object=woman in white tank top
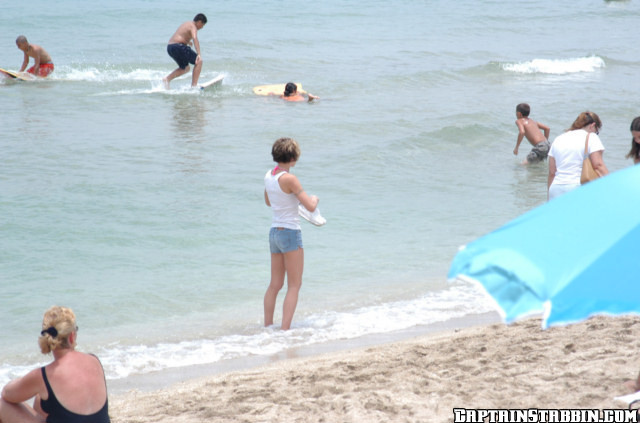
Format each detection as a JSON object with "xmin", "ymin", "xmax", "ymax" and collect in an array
[{"xmin": 263, "ymin": 138, "xmax": 318, "ymax": 330}]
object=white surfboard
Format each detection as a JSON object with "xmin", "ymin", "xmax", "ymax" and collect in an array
[
  {"xmin": 0, "ymin": 68, "xmax": 36, "ymax": 81},
  {"xmin": 199, "ymin": 74, "xmax": 224, "ymax": 90},
  {"xmin": 298, "ymin": 204, "xmax": 326, "ymax": 226}
]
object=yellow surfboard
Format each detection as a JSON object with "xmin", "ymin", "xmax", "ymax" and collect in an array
[
  {"xmin": 0, "ymin": 68, "xmax": 35, "ymax": 81},
  {"xmin": 253, "ymin": 83, "xmax": 306, "ymax": 96}
]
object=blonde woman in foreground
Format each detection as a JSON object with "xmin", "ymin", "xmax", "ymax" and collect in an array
[
  {"xmin": 264, "ymin": 138, "xmax": 318, "ymax": 330},
  {"xmin": 0, "ymin": 306, "xmax": 110, "ymax": 423}
]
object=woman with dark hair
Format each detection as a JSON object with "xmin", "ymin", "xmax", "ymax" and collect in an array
[
  {"xmin": 626, "ymin": 116, "xmax": 640, "ymax": 165},
  {"xmin": 547, "ymin": 111, "xmax": 609, "ymax": 200},
  {"xmin": 0, "ymin": 306, "xmax": 110, "ymax": 423}
]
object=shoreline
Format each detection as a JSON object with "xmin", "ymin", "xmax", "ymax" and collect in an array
[
  {"xmin": 108, "ymin": 311, "xmax": 501, "ymax": 394},
  {"xmin": 109, "ymin": 314, "xmax": 640, "ymax": 423}
]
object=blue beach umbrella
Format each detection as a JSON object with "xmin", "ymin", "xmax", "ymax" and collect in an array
[{"xmin": 448, "ymin": 165, "xmax": 640, "ymax": 328}]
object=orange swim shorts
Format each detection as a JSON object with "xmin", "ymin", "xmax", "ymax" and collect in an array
[{"xmin": 27, "ymin": 63, "xmax": 54, "ymax": 77}]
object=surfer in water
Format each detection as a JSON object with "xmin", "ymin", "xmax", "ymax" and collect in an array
[
  {"xmin": 16, "ymin": 36, "xmax": 54, "ymax": 77},
  {"xmin": 163, "ymin": 13, "xmax": 207, "ymax": 89},
  {"xmin": 279, "ymin": 82, "xmax": 318, "ymax": 102}
]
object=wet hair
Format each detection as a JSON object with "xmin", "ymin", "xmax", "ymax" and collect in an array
[
  {"xmin": 15, "ymin": 35, "xmax": 27, "ymax": 45},
  {"xmin": 516, "ymin": 103, "xmax": 530, "ymax": 117},
  {"xmin": 569, "ymin": 111, "xmax": 602, "ymax": 132},
  {"xmin": 271, "ymin": 137, "xmax": 301, "ymax": 164},
  {"xmin": 626, "ymin": 116, "xmax": 640, "ymax": 160},
  {"xmin": 38, "ymin": 306, "xmax": 77, "ymax": 354},
  {"xmin": 193, "ymin": 13, "xmax": 207, "ymax": 24},
  {"xmin": 283, "ymin": 82, "xmax": 298, "ymax": 97}
]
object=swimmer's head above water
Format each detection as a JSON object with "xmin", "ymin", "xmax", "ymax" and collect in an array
[{"xmin": 283, "ymin": 82, "xmax": 298, "ymax": 97}]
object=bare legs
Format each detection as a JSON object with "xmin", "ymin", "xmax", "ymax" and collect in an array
[
  {"xmin": 264, "ymin": 248, "xmax": 304, "ymax": 330},
  {"xmin": 163, "ymin": 65, "xmax": 189, "ymax": 89},
  {"xmin": 163, "ymin": 56, "xmax": 203, "ymax": 89},
  {"xmin": 191, "ymin": 56, "xmax": 203, "ymax": 87},
  {"xmin": 263, "ymin": 253, "xmax": 284, "ymax": 327}
]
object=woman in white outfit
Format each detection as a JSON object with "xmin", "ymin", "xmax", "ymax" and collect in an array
[
  {"xmin": 548, "ymin": 111, "xmax": 609, "ymax": 201},
  {"xmin": 263, "ymin": 138, "xmax": 318, "ymax": 330}
]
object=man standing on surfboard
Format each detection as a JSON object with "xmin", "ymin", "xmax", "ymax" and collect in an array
[
  {"xmin": 163, "ymin": 13, "xmax": 207, "ymax": 89},
  {"xmin": 16, "ymin": 36, "xmax": 54, "ymax": 77}
]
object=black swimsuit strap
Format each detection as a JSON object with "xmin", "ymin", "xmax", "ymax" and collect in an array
[{"xmin": 41, "ymin": 366, "xmax": 53, "ymax": 395}]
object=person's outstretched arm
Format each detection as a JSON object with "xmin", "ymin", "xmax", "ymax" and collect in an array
[{"xmin": 19, "ymin": 51, "xmax": 29, "ymax": 72}]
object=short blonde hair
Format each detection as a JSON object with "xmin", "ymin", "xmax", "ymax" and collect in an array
[
  {"xmin": 271, "ymin": 137, "xmax": 301, "ymax": 164},
  {"xmin": 38, "ymin": 306, "xmax": 77, "ymax": 354}
]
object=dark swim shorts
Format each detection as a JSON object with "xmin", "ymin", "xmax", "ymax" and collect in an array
[{"xmin": 167, "ymin": 43, "xmax": 197, "ymax": 69}]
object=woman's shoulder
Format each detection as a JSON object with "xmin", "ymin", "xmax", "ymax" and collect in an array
[
  {"xmin": 567, "ymin": 128, "xmax": 587, "ymax": 137},
  {"xmin": 277, "ymin": 172, "xmax": 298, "ymax": 185},
  {"xmin": 278, "ymin": 172, "xmax": 301, "ymax": 192},
  {"xmin": 61, "ymin": 351, "xmax": 104, "ymax": 371},
  {"xmin": 588, "ymin": 133, "xmax": 605, "ymax": 149},
  {"xmin": 80, "ymin": 351, "xmax": 104, "ymax": 366},
  {"xmin": 25, "ymin": 365, "xmax": 47, "ymax": 382},
  {"xmin": 554, "ymin": 129, "xmax": 585, "ymax": 142}
]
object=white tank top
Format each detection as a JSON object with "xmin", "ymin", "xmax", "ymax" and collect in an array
[{"xmin": 264, "ymin": 169, "xmax": 300, "ymax": 230}]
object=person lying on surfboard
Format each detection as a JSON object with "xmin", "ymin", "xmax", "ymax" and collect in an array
[
  {"xmin": 276, "ymin": 82, "xmax": 318, "ymax": 102},
  {"xmin": 16, "ymin": 36, "xmax": 54, "ymax": 77},
  {"xmin": 163, "ymin": 13, "xmax": 207, "ymax": 89}
]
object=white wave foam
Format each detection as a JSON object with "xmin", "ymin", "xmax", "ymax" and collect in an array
[
  {"xmin": 0, "ymin": 284, "xmax": 495, "ymax": 386},
  {"xmin": 95, "ymin": 284, "xmax": 494, "ymax": 380},
  {"xmin": 59, "ymin": 67, "xmax": 166, "ymax": 82},
  {"xmin": 503, "ymin": 56, "xmax": 605, "ymax": 74}
]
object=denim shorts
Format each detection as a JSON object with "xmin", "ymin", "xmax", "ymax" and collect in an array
[{"xmin": 269, "ymin": 227, "xmax": 303, "ymax": 254}]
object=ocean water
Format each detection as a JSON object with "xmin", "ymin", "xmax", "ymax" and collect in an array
[{"xmin": 2, "ymin": 0, "xmax": 639, "ymax": 386}]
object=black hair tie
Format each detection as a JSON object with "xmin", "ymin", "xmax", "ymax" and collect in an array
[{"xmin": 40, "ymin": 327, "xmax": 58, "ymax": 338}]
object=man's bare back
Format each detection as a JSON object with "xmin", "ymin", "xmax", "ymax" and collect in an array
[
  {"xmin": 168, "ymin": 21, "xmax": 198, "ymax": 46},
  {"xmin": 25, "ymin": 44, "xmax": 52, "ymax": 64}
]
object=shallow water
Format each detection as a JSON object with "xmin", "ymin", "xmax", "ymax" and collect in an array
[{"xmin": 1, "ymin": 0, "xmax": 639, "ymax": 385}]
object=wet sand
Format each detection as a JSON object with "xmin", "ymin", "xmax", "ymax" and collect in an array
[{"xmin": 109, "ymin": 314, "xmax": 640, "ymax": 422}]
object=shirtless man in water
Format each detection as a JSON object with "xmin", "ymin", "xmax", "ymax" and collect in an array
[
  {"xmin": 163, "ymin": 13, "xmax": 207, "ymax": 89},
  {"xmin": 16, "ymin": 36, "xmax": 54, "ymax": 77},
  {"xmin": 513, "ymin": 103, "xmax": 551, "ymax": 164}
]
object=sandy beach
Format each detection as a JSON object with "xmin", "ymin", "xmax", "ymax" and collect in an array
[{"xmin": 109, "ymin": 315, "xmax": 640, "ymax": 423}]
